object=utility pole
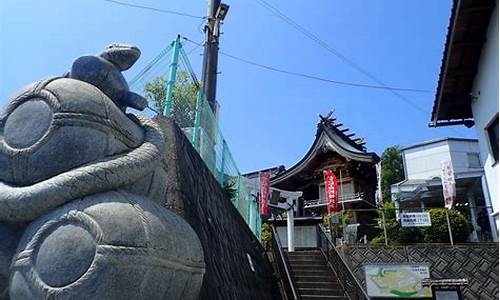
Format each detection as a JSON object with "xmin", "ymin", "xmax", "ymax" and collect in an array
[{"xmin": 202, "ymin": 0, "xmax": 229, "ymax": 114}]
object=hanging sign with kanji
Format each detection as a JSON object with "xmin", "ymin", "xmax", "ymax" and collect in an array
[
  {"xmin": 323, "ymin": 169, "xmax": 339, "ymax": 214},
  {"xmin": 375, "ymin": 162, "xmax": 383, "ymax": 208},
  {"xmin": 259, "ymin": 172, "xmax": 270, "ymax": 216},
  {"xmin": 440, "ymin": 160, "xmax": 456, "ymax": 209}
]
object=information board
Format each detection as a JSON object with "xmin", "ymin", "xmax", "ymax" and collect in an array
[
  {"xmin": 364, "ymin": 264, "xmax": 432, "ymax": 298},
  {"xmin": 400, "ymin": 212, "xmax": 431, "ymax": 227}
]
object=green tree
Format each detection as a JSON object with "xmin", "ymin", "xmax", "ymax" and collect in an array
[
  {"xmin": 381, "ymin": 146, "xmax": 405, "ymax": 202},
  {"xmin": 144, "ymin": 71, "xmax": 198, "ymax": 128},
  {"xmin": 322, "ymin": 211, "xmax": 353, "ymax": 240},
  {"xmin": 261, "ymin": 223, "xmax": 272, "ymax": 251}
]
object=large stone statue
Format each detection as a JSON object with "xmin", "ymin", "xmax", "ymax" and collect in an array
[{"xmin": 0, "ymin": 44, "xmax": 205, "ymax": 299}]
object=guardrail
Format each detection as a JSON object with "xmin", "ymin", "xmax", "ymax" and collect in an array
[
  {"xmin": 316, "ymin": 225, "xmax": 369, "ymax": 300},
  {"xmin": 270, "ymin": 225, "xmax": 300, "ymax": 300}
]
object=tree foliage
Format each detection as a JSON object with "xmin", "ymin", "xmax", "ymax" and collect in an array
[
  {"xmin": 261, "ymin": 223, "xmax": 272, "ymax": 251},
  {"xmin": 380, "ymin": 146, "xmax": 405, "ymax": 202},
  {"xmin": 144, "ymin": 71, "xmax": 198, "ymax": 128},
  {"xmin": 223, "ymin": 178, "xmax": 237, "ymax": 200}
]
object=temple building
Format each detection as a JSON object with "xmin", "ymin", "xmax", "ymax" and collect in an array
[{"xmin": 270, "ymin": 113, "xmax": 380, "ymax": 226}]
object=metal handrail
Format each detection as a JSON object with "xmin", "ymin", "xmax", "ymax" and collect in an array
[
  {"xmin": 270, "ymin": 225, "xmax": 300, "ymax": 300},
  {"xmin": 304, "ymin": 193, "xmax": 365, "ymax": 208},
  {"xmin": 316, "ymin": 225, "xmax": 370, "ymax": 300}
]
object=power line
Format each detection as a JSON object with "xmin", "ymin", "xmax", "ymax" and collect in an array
[
  {"xmin": 182, "ymin": 37, "xmax": 432, "ymax": 93},
  {"xmin": 102, "ymin": 0, "xmax": 205, "ymax": 19},
  {"xmin": 253, "ymin": 0, "xmax": 431, "ymax": 114}
]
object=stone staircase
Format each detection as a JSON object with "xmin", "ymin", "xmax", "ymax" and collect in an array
[{"xmin": 287, "ymin": 250, "xmax": 347, "ymax": 300}]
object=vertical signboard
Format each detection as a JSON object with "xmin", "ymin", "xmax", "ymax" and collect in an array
[
  {"xmin": 323, "ymin": 169, "xmax": 339, "ymax": 214},
  {"xmin": 440, "ymin": 160, "xmax": 456, "ymax": 209},
  {"xmin": 375, "ymin": 162, "xmax": 383, "ymax": 208},
  {"xmin": 259, "ymin": 172, "xmax": 270, "ymax": 216}
]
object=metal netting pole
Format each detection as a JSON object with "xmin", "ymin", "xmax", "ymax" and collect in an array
[
  {"xmin": 235, "ymin": 175, "xmax": 241, "ymax": 203},
  {"xmin": 192, "ymin": 86, "xmax": 204, "ymax": 150},
  {"xmin": 219, "ymin": 140, "xmax": 227, "ymax": 184},
  {"xmin": 163, "ymin": 35, "xmax": 182, "ymax": 117}
]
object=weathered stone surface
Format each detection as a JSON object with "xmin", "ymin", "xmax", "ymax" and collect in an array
[
  {"xmin": 0, "ymin": 224, "xmax": 22, "ymax": 300},
  {"xmin": 157, "ymin": 117, "xmax": 280, "ymax": 300},
  {"xmin": 69, "ymin": 44, "xmax": 147, "ymax": 111},
  {"xmin": 9, "ymin": 191, "xmax": 204, "ymax": 300},
  {"xmin": 0, "ymin": 44, "xmax": 206, "ymax": 300},
  {"xmin": 0, "ymin": 77, "xmax": 144, "ymax": 188},
  {"xmin": 342, "ymin": 244, "xmax": 499, "ymax": 300}
]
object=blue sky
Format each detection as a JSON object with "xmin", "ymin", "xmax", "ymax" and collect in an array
[{"xmin": 0, "ymin": 0, "xmax": 475, "ymax": 173}]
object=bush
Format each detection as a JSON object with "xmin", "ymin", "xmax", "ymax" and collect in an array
[
  {"xmin": 261, "ymin": 223, "xmax": 272, "ymax": 251},
  {"xmin": 370, "ymin": 205, "xmax": 469, "ymax": 244},
  {"xmin": 421, "ymin": 208, "xmax": 469, "ymax": 243},
  {"xmin": 370, "ymin": 235, "xmax": 386, "ymax": 245}
]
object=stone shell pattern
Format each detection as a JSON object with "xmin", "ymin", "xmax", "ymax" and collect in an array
[{"xmin": 9, "ymin": 191, "xmax": 205, "ymax": 300}]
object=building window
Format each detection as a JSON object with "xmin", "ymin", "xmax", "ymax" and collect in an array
[
  {"xmin": 487, "ymin": 116, "xmax": 499, "ymax": 163},
  {"xmin": 467, "ymin": 152, "xmax": 481, "ymax": 168}
]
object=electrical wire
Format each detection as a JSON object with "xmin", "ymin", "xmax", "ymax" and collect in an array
[
  {"xmin": 253, "ymin": 0, "xmax": 431, "ymax": 114},
  {"xmin": 102, "ymin": 0, "xmax": 205, "ymax": 19},
  {"xmin": 181, "ymin": 37, "xmax": 433, "ymax": 93}
]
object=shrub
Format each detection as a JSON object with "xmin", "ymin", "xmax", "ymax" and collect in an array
[
  {"xmin": 421, "ymin": 208, "xmax": 469, "ymax": 243},
  {"xmin": 370, "ymin": 235, "xmax": 386, "ymax": 245},
  {"xmin": 370, "ymin": 205, "xmax": 469, "ymax": 244},
  {"xmin": 261, "ymin": 223, "xmax": 272, "ymax": 251}
]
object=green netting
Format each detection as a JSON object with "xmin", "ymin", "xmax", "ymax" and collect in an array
[{"xmin": 129, "ymin": 39, "xmax": 262, "ymax": 241}]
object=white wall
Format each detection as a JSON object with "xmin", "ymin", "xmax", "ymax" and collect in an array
[
  {"xmin": 403, "ymin": 139, "xmax": 481, "ymax": 180},
  {"xmin": 448, "ymin": 139, "xmax": 483, "ymax": 175},
  {"xmin": 403, "ymin": 141, "xmax": 451, "ymax": 180},
  {"xmin": 471, "ymin": 2, "xmax": 499, "ymax": 225}
]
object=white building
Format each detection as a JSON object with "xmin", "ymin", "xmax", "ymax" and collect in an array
[
  {"xmin": 391, "ymin": 138, "xmax": 496, "ymax": 241},
  {"xmin": 430, "ymin": 0, "xmax": 498, "ymax": 235}
]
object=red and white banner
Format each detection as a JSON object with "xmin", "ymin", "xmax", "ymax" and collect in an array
[
  {"xmin": 323, "ymin": 169, "xmax": 339, "ymax": 214},
  {"xmin": 375, "ymin": 162, "xmax": 383, "ymax": 208},
  {"xmin": 259, "ymin": 172, "xmax": 270, "ymax": 216},
  {"xmin": 440, "ymin": 160, "xmax": 456, "ymax": 209}
]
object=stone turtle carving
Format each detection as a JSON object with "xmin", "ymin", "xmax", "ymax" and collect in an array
[{"xmin": 0, "ymin": 44, "xmax": 205, "ymax": 300}]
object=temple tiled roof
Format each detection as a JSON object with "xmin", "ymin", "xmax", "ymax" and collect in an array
[{"xmin": 271, "ymin": 113, "xmax": 379, "ymax": 188}]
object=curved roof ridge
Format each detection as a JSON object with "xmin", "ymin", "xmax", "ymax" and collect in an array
[{"xmin": 271, "ymin": 115, "xmax": 379, "ymax": 186}]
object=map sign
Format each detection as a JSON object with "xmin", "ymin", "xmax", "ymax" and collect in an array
[
  {"xmin": 400, "ymin": 212, "xmax": 432, "ymax": 227},
  {"xmin": 364, "ymin": 264, "xmax": 432, "ymax": 298}
]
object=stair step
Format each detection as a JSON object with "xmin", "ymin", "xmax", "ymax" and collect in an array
[
  {"xmin": 288, "ymin": 254, "xmax": 323, "ymax": 259},
  {"xmin": 290, "ymin": 262, "xmax": 330, "ymax": 270},
  {"xmin": 299, "ymin": 287, "xmax": 344, "ymax": 296},
  {"xmin": 301, "ymin": 295, "xmax": 347, "ymax": 300},
  {"xmin": 292, "ymin": 266, "xmax": 333, "ymax": 275},
  {"xmin": 295, "ymin": 275, "xmax": 337, "ymax": 283},
  {"xmin": 293, "ymin": 270, "xmax": 332, "ymax": 276},
  {"xmin": 297, "ymin": 281, "xmax": 341, "ymax": 289},
  {"xmin": 288, "ymin": 251, "xmax": 321, "ymax": 255},
  {"xmin": 288, "ymin": 257, "xmax": 325, "ymax": 263}
]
